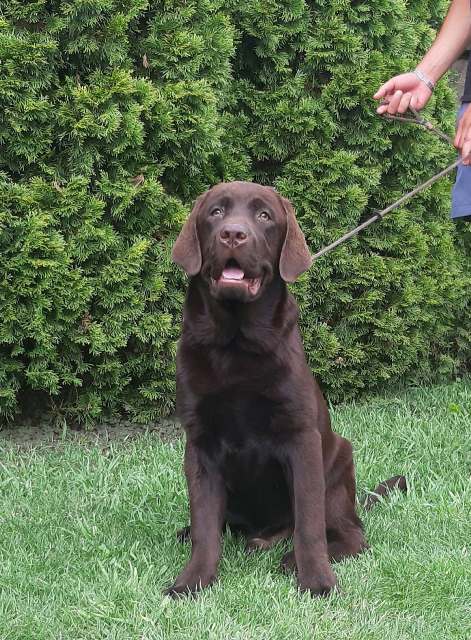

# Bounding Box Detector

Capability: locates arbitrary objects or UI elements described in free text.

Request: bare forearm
[418,0,471,82]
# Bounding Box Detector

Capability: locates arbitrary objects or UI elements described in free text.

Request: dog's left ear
[278,195,313,283]
[172,192,209,276]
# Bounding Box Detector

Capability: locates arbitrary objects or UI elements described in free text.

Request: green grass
[0,382,470,640]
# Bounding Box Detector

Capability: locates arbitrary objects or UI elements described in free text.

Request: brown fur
[167,181,405,597]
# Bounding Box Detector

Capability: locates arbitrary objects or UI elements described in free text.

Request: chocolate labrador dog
[168,181,405,597]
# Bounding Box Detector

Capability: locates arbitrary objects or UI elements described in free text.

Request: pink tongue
[222,267,245,280]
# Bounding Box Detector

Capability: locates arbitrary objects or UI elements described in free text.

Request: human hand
[455,103,471,165]
[373,72,433,115]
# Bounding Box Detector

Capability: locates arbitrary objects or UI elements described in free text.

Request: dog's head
[172,181,312,302]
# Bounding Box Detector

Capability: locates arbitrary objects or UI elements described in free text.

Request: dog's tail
[361,475,407,511]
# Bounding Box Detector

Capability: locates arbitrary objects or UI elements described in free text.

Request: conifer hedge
[1,0,469,423]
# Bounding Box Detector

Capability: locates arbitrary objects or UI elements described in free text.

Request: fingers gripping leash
[312,107,467,261]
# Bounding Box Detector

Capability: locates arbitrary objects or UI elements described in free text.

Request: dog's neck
[183,275,299,351]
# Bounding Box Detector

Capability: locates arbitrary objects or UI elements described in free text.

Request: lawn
[0,382,470,640]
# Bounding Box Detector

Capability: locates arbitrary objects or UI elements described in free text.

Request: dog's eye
[258,211,271,222]
[210,207,223,217]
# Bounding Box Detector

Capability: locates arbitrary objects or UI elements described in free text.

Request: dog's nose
[219,224,249,248]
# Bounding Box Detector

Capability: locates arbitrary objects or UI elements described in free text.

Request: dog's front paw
[163,579,214,598]
[297,568,337,597]
[163,568,216,598]
[163,583,196,598]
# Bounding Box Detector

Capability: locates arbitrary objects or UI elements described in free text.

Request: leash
[312,107,465,261]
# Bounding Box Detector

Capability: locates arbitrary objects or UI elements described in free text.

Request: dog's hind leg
[176,525,192,542]
[280,525,368,574]
[245,525,293,553]
[281,477,367,573]
[324,462,369,562]
[361,475,407,510]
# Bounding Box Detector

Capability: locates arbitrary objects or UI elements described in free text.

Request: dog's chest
[197,384,286,448]
[195,388,284,486]
[197,388,275,437]
[181,339,285,398]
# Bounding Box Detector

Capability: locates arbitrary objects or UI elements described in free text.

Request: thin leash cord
[312,107,463,261]
[385,106,454,145]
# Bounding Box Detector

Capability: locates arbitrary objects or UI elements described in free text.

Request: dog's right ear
[172,192,209,276]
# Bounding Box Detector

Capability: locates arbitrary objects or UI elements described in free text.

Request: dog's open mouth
[211,260,262,297]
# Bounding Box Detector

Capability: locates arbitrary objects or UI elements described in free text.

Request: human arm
[374,0,471,115]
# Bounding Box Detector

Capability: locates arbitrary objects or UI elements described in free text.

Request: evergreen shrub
[0,0,468,422]
[228,0,470,399]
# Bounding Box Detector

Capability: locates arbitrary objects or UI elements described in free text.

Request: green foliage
[0,0,234,422]
[0,0,469,421]
[227,0,470,400]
